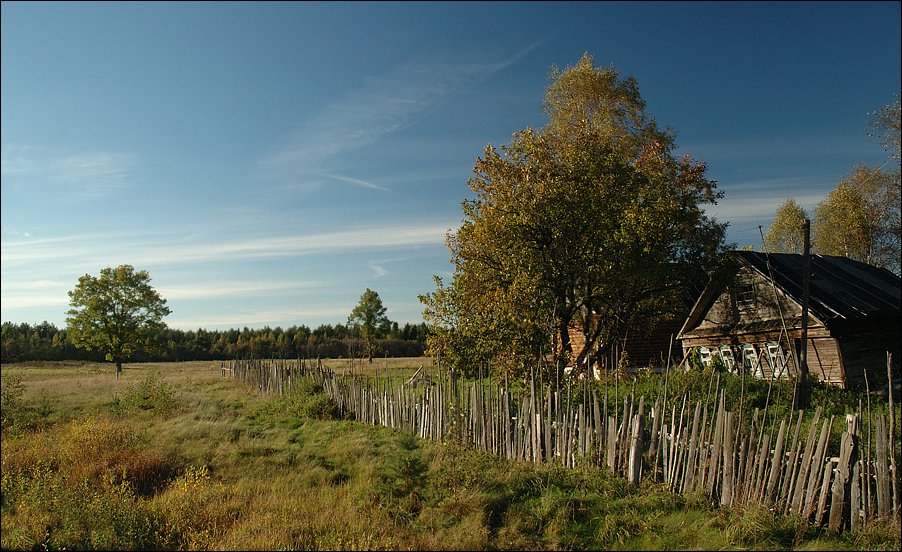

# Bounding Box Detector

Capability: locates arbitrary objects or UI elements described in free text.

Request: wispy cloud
[167,307,351,331]
[158,280,324,300]
[702,175,834,245]
[0,278,293,325]
[0,228,32,238]
[0,222,456,270]
[368,261,388,278]
[713,176,830,221]
[313,171,393,194]
[0,279,72,310]
[1,145,134,198]
[260,40,545,191]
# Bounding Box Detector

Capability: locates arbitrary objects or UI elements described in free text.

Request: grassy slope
[1,360,898,551]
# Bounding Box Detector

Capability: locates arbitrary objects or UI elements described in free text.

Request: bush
[110,374,178,416]
[0,417,181,550]
[277,378,341,420]
[1,466,155,551]
[148,464,239,550]
[0,375,27,432]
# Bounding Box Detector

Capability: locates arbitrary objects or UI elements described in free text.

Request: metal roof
[734,250,900,327]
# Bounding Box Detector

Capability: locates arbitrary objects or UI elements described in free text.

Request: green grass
[1,360,899,550]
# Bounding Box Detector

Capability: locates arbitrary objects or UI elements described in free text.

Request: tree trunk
[557,321,573,376]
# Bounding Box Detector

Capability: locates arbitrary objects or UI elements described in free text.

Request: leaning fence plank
[851,457,862,533]
[793,407,822,513]
[765,418,788,506]
[685,402,702,492]
[593,389,604,462]
[736,435,749,507]
[829,431,855,533]
[804,417,833,517]
[666,403,678,486]
[629,411,645,485]
[661,423,670,485]
[694,403,710,494]
[875,414,889,518]
[607,416,617,472]
[648,396,661,476]
[721,411,735,507]
[739,409,759,504]
[671,399,687,491]
[814,458,834,526]
[754,432,772,504]
[782,410,805,514]
[545,387,554,463]
[707,395,726,499]
[619,396,633,472]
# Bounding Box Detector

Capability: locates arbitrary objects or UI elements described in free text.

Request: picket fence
[222,358,900,534]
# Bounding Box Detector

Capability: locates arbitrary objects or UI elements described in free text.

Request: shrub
[1,375,27,433]
[149,464,240,550]
[1,466,155,551]
[0,417,178,550]
[110,374,178,416]
[278,377,341,420]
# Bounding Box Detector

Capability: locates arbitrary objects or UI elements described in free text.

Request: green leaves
[770,94,901,275]
[422,54,727,377]
[66,264,171,369]
[813,165,900,274]
[764,198,808,254]
[347,288,391,362]
[867,92,900,161]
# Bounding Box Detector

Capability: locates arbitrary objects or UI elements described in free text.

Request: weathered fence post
[628,409,644,485]
[828,430,856,533]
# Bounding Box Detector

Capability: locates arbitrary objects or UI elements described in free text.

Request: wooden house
[565,316,687,378]
[563,281,705,378]
[678,251,901,388]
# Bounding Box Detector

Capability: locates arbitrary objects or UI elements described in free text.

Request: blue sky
[2,1,900,331]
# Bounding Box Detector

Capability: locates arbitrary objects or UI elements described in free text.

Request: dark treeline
[1,321,428,363]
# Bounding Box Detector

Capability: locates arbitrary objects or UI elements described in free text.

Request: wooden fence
[222,358,900,534]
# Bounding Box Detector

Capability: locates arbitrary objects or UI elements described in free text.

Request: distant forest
[0,321,428,363]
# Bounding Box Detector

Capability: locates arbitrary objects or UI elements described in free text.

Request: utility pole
[794,218,811,409]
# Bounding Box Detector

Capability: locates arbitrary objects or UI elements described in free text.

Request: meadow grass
[1,360,899,550]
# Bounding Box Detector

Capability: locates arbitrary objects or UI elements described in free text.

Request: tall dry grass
[1,360,899,551]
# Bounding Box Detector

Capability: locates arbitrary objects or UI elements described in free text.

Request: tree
[776,95,901,275]
[868,92,900,161]
[347,288,390,363]
[421,53,728,378]
[813,165,900,274]
[66,264,171,378]
[764,198,809,254]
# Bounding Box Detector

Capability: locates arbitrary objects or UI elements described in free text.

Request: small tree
[764,198,808,254]
[66,264,171,378]
[813,165,900,273]
[347,288,390,363]
[867,92,900,161]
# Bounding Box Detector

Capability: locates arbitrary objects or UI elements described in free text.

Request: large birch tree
[421,53,728,378]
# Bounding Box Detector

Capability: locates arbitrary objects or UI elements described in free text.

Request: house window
[718,345,736,372]
[742,343,763,377]
[737,282,757,308]
[765,341,787,378]
[697,346,712,367]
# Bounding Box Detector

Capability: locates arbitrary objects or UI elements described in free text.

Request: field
[1,360,899,550]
